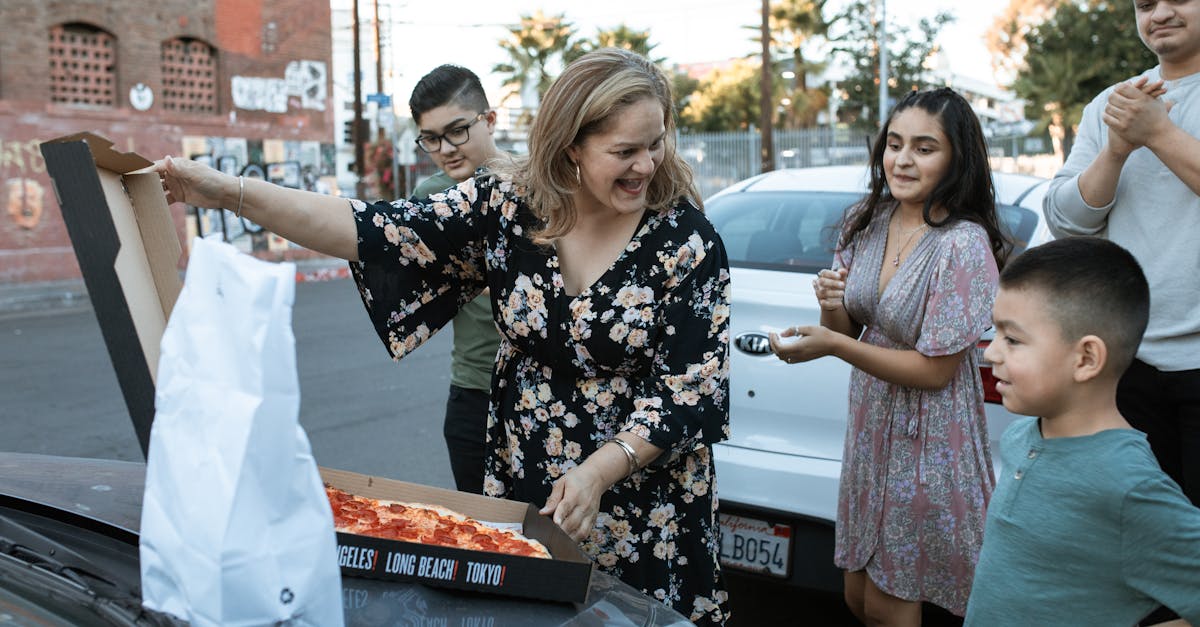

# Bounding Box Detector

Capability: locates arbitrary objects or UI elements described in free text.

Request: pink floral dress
[834,206,998,615]
[348,175,732,625]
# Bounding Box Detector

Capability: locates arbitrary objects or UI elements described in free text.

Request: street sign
[366,93,391,107]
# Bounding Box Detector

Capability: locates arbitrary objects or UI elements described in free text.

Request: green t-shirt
[966,417,1200,625]
[412,170,457,199]
[450,295,499,391]
[411,170,500,391]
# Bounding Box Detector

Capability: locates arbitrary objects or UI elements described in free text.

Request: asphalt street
[0,276,970,626]
[0,277,455,489]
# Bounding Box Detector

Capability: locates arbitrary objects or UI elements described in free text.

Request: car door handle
[733,332,772,355]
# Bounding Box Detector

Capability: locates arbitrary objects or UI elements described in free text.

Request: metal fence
[398,126,1054,203]
[678,127,1056,200]
[679,127,875,200]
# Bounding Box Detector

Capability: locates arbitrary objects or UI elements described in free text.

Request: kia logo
[734,332,771,355]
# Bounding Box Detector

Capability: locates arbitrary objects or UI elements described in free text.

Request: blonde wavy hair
[491,47,700,245]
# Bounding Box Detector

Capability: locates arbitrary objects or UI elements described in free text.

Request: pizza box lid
[40,132,182,458]
[320,467,594,604]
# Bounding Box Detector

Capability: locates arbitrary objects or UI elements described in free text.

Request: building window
[161,38,217,114]
[48,23,116,107]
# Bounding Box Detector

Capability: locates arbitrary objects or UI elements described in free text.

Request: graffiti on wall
[231,60,328,113]
[1,140,46,177]
[6,178,45,229]
[183,135,338,247]
[0,139,48,230]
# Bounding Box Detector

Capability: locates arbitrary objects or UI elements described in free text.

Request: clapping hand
[1105,77,1172,156]
[812,268,848,312]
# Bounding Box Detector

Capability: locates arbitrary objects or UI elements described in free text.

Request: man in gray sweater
[1044,0,1200,509]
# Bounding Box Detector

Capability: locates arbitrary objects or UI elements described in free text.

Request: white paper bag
[139,237,343,627]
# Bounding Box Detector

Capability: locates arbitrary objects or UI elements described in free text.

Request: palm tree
[768,0,831,127]
[492,10,577,110]
[565,24,663,65]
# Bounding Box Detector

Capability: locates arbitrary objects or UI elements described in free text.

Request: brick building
[0,0,335,284]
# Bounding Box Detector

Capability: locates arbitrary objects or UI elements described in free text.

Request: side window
[161,38,218,114]
[708,192,860,273]
[997,204,1038,257]
[49,23,116,108]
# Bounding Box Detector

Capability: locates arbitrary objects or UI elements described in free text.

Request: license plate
[718,513,791,577]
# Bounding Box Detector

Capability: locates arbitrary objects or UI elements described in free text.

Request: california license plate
[718,513,791,577]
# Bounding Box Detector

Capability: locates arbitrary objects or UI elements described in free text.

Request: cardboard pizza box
[322,468,594,603]
[40,132,595,604]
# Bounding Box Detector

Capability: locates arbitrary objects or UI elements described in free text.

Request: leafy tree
[680,0,833,133]
[492,11,577,108]
[828,0,952,129]
[985,0,1058,83]
[670,70,701,122]
[565,24,663,65]
[680,59,762,132]
[675,56,827,132]
[1010,1,1157,159]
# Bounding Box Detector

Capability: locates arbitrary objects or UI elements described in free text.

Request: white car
[706,166,1051,591]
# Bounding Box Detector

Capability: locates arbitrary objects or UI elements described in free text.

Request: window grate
[48,25,116,107]
[161,38,217,114]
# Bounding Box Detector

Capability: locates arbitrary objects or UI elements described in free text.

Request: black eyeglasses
[415,112,488,153]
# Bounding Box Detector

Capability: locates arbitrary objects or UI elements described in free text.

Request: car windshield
[708,190,1040,274]
[707,191,859,274]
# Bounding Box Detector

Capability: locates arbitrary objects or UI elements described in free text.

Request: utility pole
[878,0,889,128]
[759,0,774,174]
[372,0,394,198]
[373,0,384,100]
[352,0,366,198]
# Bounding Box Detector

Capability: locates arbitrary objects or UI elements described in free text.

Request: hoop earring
[570,160,581,187]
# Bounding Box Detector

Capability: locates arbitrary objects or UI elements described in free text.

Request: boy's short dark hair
[1000,237,1149,373]
[408,65,490,124]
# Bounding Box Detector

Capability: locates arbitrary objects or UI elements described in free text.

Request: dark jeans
[443,384,490,495]
[1119,359,1200,626]
[1117,358,1200,507]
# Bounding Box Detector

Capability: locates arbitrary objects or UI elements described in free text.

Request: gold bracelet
[607,437,640,477]
[235,175,245,219]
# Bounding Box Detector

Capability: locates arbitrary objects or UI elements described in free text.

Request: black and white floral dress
[348,174,732,625]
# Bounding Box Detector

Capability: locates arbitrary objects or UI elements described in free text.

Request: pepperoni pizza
[325,485,552,559]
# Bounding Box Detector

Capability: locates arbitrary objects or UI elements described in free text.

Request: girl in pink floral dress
[770,88,1009,624]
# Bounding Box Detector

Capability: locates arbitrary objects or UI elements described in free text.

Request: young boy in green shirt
[408,65,502,494]
[965,237,1200,625]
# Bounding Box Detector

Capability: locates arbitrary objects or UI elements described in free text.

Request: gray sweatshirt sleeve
[1044,91,1117,238]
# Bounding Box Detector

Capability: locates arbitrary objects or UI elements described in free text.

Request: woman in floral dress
[770,88,1009,624]
[154,48,731,625]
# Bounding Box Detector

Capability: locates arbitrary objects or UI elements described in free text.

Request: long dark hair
[840,87,1010,268]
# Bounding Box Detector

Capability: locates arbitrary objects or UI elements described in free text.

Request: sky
[361,0,1009,115]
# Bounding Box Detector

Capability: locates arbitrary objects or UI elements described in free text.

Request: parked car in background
[707,165,1051,593]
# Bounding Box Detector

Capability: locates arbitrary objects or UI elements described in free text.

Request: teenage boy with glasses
[408,65,502,494]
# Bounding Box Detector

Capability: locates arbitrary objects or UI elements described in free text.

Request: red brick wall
[0,0,334,283]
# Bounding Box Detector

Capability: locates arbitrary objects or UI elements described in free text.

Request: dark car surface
[0,452,693,626]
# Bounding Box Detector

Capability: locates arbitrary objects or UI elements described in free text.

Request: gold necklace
[891,220,928,267]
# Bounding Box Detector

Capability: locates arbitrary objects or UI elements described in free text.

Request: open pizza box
[39,132,595,604]
[321,468,593,602]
